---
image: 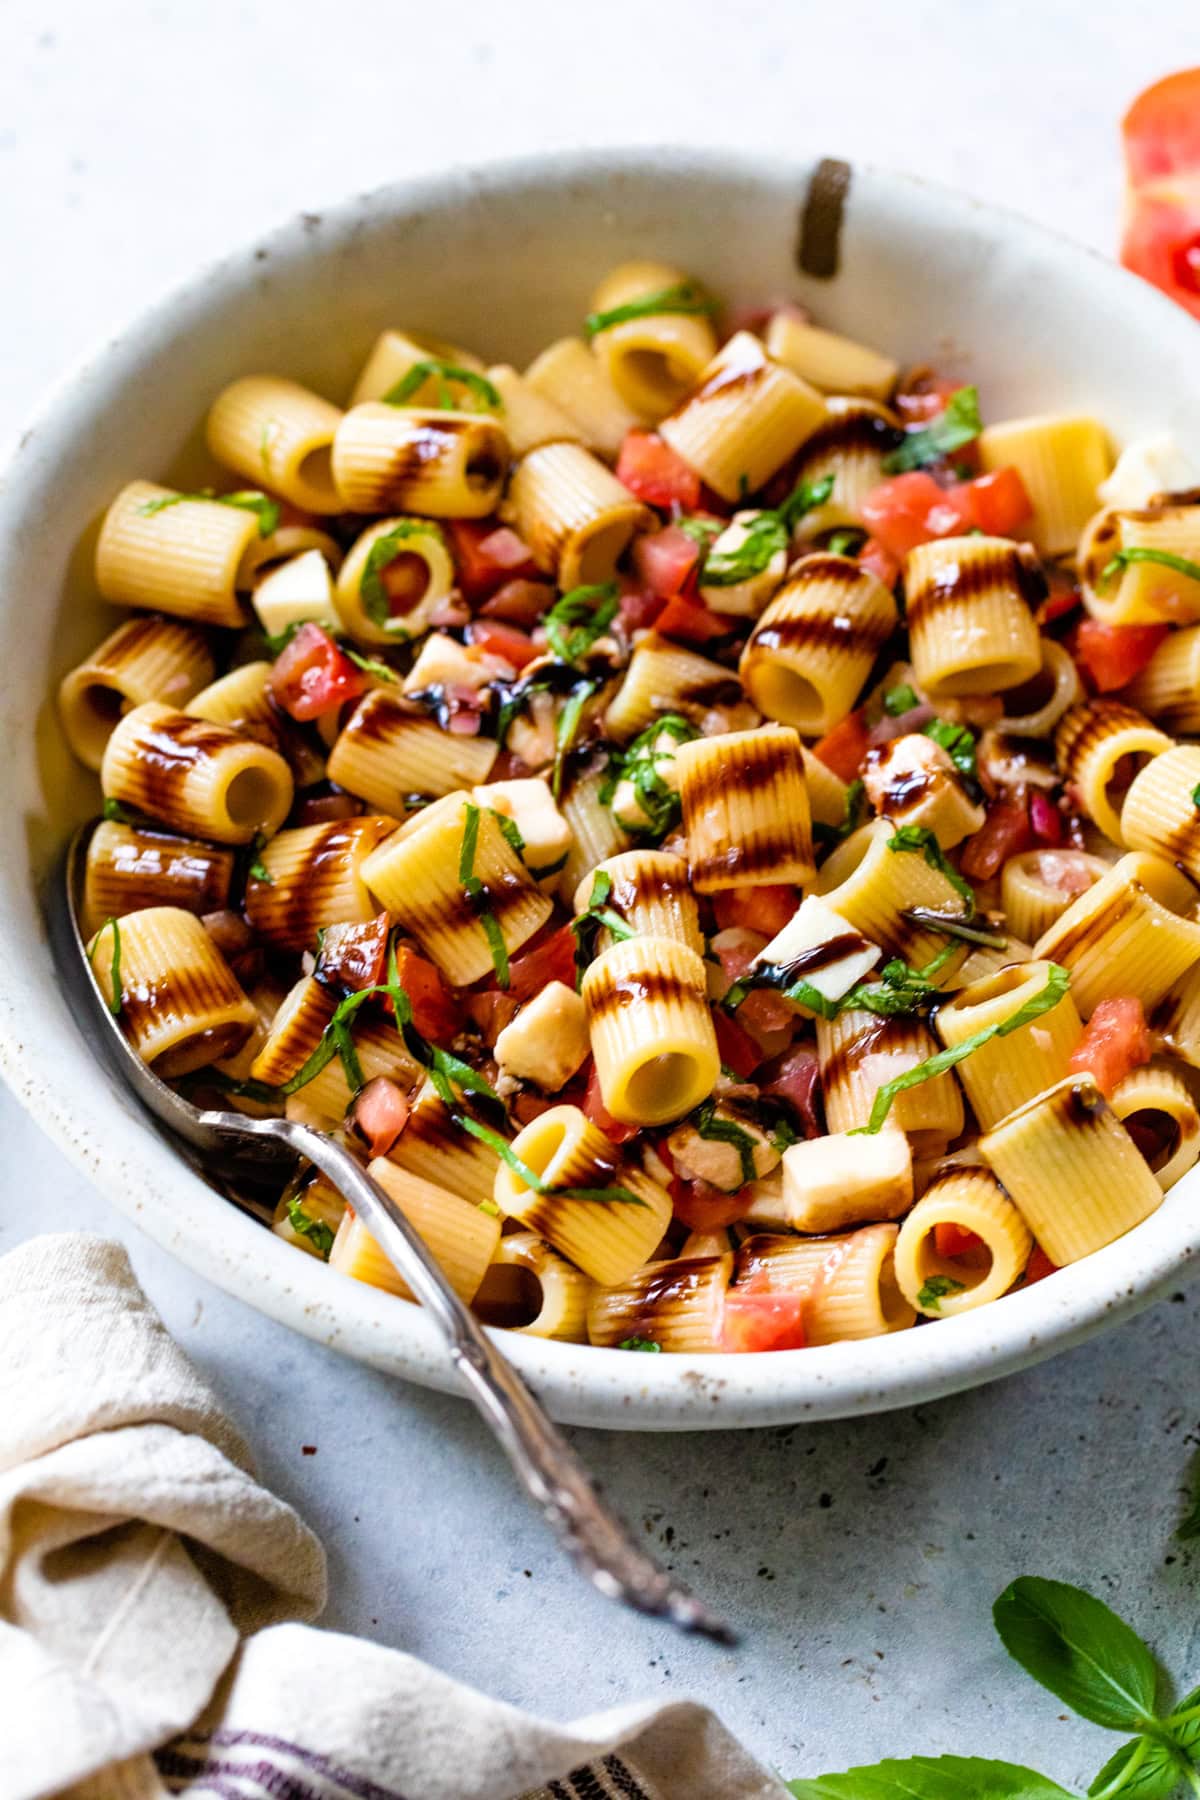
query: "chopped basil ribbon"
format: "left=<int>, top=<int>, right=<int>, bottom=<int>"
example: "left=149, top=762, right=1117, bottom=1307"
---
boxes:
left=287, top=1196, right=335, bottom=1259
left=359, top=520, right=445, bottom=631
left=917, top=1274, right=966, bottom=1311
left=824, top=526, right=866, bottom=557
left=725, top=939, right=958, bottom=1022
left=552, top=679, right=598, bottom=799
left=1192, top=781, right=1200, bottom=810
left=248, top=833, right=274, bottom=885
left=584, top=281, right=717, bottom=339
left=137, top=488, right=281, bottom=537
left=101, top=797, right=135, bottom=825
left=619, top=1336, right=662, bottom=1352
left=700, top=474, right=835, bottom=588
left=485, top=807, right=525, bottom=857
left=678, top=517, right=723, bottom=550
left=1100, top=546, right=1200, bottom=589
left=902, top=908, right=1007, bottom=949
left=570, top=869, right=636, bottom=987
left=692, top=1101, right=760, bottom=1189
left=87, top=916, right=124, bottom=1017
left=381, top=360, right=501, bottom=412
left=882, top=682, right=920, bottom=717
left=527, top=851, right=568, bottom=881
left=459, top=803, right=509, bottom=988
left=456, top=1114, right=647, bottom=1206
left=887, top=823, right=976, bottom=916
left=341, top=645, right=399, bottom=683
left=882, top=386, right=983, bottom=474
left=599, top=712, right=697, bottom=839
left=855, top=962, right=1071, bottom=1133
left=924, top=717, right=978, bottom=781
left=544, top=582, right=620, bottom=665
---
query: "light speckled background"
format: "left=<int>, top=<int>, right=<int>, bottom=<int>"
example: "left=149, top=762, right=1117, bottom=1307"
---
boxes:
left=4, top=1, right=1200, bottom=1787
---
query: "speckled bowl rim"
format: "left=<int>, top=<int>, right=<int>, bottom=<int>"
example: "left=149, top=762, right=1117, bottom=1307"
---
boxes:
left=4, top=145, right=1200, bottom=1430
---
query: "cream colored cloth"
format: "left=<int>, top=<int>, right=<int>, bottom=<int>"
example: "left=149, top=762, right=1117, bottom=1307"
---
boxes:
left=0, top=1234, right=784, bottom=1800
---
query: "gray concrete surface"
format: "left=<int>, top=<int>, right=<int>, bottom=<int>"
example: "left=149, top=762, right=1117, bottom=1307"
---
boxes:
left=4, top=1, right=1200, bottom=1787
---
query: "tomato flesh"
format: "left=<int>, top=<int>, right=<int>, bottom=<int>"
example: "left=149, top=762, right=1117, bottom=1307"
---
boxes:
left=448, top=520, right=539, bottom=601
left=721, top=1274, right=807, bottom=1351
left=858, top=537, right=901, bottom=589
left=1068, top=995, right=1151, bottom=1098
left=581, top=1059, right=639, bottom=1144
left=713, top=1008, right=762, bottom=1078
left=1024, top=1245, right=1058, bottom=1286
left=269, top=624, right=367, bottom=722
left=654, top=593, right=731, bottom=646
left=316, top=914, right=390, bottom=993
left=506, top=924, right=578, bottom=1002
left=935, top=1222, right=984, bottom=1258
left=386, top=944, right=459, bottom=1043
left=960, top=797, right=1032, bottom=881
left=616, top=430, right=702, bottom=511
left=1071, top=620, right=1169, bottom=693
left=350, top=1076, right=410, bottom=1158
left=465, top=618, right=540, bottom=670
left=711, top=884, right=800, bottom=938
left=949, top=466, right=1033, bottom=537
left=861, top=472, right=973, bottom=560
left=812, top=708, right=871, bottom=783
left=632, top=526, right=702, bottom=601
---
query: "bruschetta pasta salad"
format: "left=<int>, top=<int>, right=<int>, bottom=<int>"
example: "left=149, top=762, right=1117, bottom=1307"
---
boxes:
left=61, top=259, right=1200, bottom=1355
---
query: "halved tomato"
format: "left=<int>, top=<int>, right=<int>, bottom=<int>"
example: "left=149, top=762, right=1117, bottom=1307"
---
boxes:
left=711, top=884, right=800, bottom=938
left=386, top=944, right=460, bottom=1043
left=316, top=914, right=390, bottom=993
left=632, top=526, right=702, bottom=600
left=959, top=797, right=1032, bottom=881
left=949, top=466, right=1033, bottom=537
left=465, top=618, right=540, bottom=669
left=654, top=594, right=731, bottom=646
left=506, top=924, right=578, bottom=1002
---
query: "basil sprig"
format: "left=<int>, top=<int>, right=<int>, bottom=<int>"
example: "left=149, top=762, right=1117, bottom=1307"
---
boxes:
left=544, top=582, right=619, bottom=664
left=138, top=488, right=281, bottom=537
left=584, top=280, right=717, bottom=339
left=382, top=360, right=501, bottom=412
left=882, top=386, right=982, bottom=474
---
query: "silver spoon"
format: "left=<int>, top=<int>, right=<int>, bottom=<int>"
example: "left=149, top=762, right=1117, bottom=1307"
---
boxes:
left=48, top=823, right=735, bottom=1646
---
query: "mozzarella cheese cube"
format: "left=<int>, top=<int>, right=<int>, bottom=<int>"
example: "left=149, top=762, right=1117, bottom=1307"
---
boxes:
left=862, top=733, right=985, bottom=849
left=472, top=776, right=572, bottom=883
left=781, top=1128, right=912, bottom=1233
left=753, top=894, right=881, bottom=1003
left=1098, top=436, right=1200, bottom=511
left=495, top=981, right=590, bottom=1090
left=402, top=632, right=503, bottom=695
left=699, top=511, right=787, bottom=617
left=252, top=549, right=335, bottom=638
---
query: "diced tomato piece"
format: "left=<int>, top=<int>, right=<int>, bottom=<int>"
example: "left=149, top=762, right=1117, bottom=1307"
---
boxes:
left=760, top=1044, right=823, bottom=1138
left=316, top=914, right=390, bottom=993
left=506, top=925, right=578, bottom=1002
left=618, top=587, right=666, bottom=634
left=861, top=472, right=974, bottom=561
left=1029, top=790, right=1064, bottom=845
left=464, top=618, right=540, bottom=669
left=1123, top=69, right=1200, bottom=186
left=632, top=525, right=702, bottom=600
left=349, top=1076, right=410, bottom=1158
left=1123, top=198, right=1200, bottom=319
left=713, top=1008, right=762, bottom=1078
left=960, top=797, right=1032, bottom=881
left=738, top=987, right=799, bottom=1043
left=711, top=884, right=800, bottom=938
left=1068, top=995, right=1151, bottom=1098
left=894, top=372, right=961, bottom=424
left=480, top=578, right=556, bottom=627
left=812, top=709, right=872, bottom=784
left=1023, top=1245, right=1058, bottom=1286
left=935, top=1222, right=984, bottom=1258
left=654, top=594, right=731, bottom=646
left=721, top=1274, right=807, bottom=1352
left=581, top=1058, right=639, bottom=1144
left=1037, top=574, right=1082, bottom=627
left=387, top=944, right=460, bottom=1042
left=948, top=466, right=1033, bottom=537
left=1071, top=619, right=1169, bottom=694
left=858, top=536, right=901, bottom=589
left=672, top=1178, right=754, bottom=1233
left=269, top=624, right=367, bottom=722
left=1121, top=72, right=1200, bottom=319
left=616, top=430, right=702, bottom=511
left=461, top=987, right=519, bottom=1044
left=447, top=521, right=539, bottom=602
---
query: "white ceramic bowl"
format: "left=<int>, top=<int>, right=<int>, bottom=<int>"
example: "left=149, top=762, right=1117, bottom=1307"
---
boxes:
left=4, top=147, right=1200, bottom=1429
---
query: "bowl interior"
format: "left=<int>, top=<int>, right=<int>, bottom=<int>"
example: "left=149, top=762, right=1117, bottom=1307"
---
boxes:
left=4, top=147, right=1200, bottom=1428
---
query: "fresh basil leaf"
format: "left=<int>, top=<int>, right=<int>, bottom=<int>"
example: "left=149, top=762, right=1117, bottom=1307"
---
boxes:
left=678, top=516, right=723, bottom=549
left=459, top=802, right=509, bottom=988
left=1190, top=782, right=1200, bottom=812
left=359, top=520, right=444, bottom=629
left=286, top=1197, right=335, bottom=1260
left=381, top=360, right=501, bottom=412
left=883, top=682, right=920, bottom=717
left=101, top=797, right=135, bottom=824
left=786, top=1754, right=1075, bottom=1799
left=137, top=487, right=280, bottom=536
left=1087, top=1737, right=1182, bottom=1800
left=342, top=644, right=399, bottom=683
left=248, top=832, right=274, bottom=884
left=826, top=527, right=866, bottom=557
left=882, top=386, right=983, bottom=474
left=88, top=916, right=123, bottom=1017
left=602, top=712, right=697, bottom=840
left=619, top=1336, right=661, bottom=1352
left=1101, top=548, right=1200, bottom=591
left=887, top=824, right=976, bottom=916
left=692, top=1100, right=759, bottom=1188
left=993, top=1576, right=1160, bottom=1731
left=584, top=281, right=717, bottom=339
left=917, top=1274, right=965, bottom=1311
left=456, top=1114, right=646, bottom=1205
left=552, top=679, right=597, bottom=798
left=777, top=472, right=836, bottom=531
left=486, top=807, right=526, bottom=858
left=924, top=717, right=978, bottom=781
left=544, top=582, right=619, bottom=664
left=701, top=510, right=789, bottom=587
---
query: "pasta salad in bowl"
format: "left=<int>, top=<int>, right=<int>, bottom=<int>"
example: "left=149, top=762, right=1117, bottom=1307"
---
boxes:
left=8, top=150, right=1200, bottom=1425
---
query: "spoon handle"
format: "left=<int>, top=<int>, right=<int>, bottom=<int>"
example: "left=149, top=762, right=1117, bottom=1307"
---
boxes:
left=213, top=1111, right=735, bottom=1645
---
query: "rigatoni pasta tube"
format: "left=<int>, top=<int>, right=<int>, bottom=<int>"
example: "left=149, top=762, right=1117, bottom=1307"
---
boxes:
left=486, top=364, right=583, bottom=456
left=186, top=661, right=281, bottom=749
left=101, top=702, right=294, bottom=845
left=87, top=907, right=256, bottom=1076
left=734, top=1224, right=915, bottom=1344
left=332, top=404, right=509, bottom=518
left=244, top=815, right=395, bottom=953
left=1033, top=851, right=1200, bottom=1017
left=95, top=481, right=258, bottom=628
left=250, top=974, right=337, bottom=1086
left=361, top=794, right=551, bottom=986
left=817, top=1008, right=963, bottom=1154
left=604, top=634, right=744, bottom=742
left=904, top=535, right=1044, bottom=698
left=763, top=313, right=898, bottom=402
left=332, top=519, right=456, bottom=645
left=587, top=1254, right=731, bottom=1352
left=349, top=328, right=486, bottom=407
left=82, top=820, right=234, bottom=938
left=327, top=689, right=497, bottom=807
left=739, top=554, right=897, bottom=735
left=658, top=331, right=827, bottom=502
left=675, top=724, right=815, bottom=891
left=816, top=818, right=967, bottom=969
left=557, top=759, right=632, bottom=900
left=386, top=1078, right=500, bottom=1208
left=272, top=1172, right=346, bottom=1259
left=508, top=442, right=650, bottom=589
left=1120, top=745, right=1200, bottom=884
left=331, top=1162, right=500, bottom=1304
left=893, top=1167, right=1033, bottom=1316
left=1001, top=849, right=1108, bottom=945
left=574, top=850, right=702, bottom=954
left=934, top=960, right=1083, bottom=1130
left=58, top=617, right=215, bottom=771
left=785, top=399, right=902, bottom=541
left=1108, top=1062, right=1200, bottom=1191
left=981, top=1075, right=1163, bottom=1264
left=975, top=414, right=1111, bottom=556
left=473, top=1230, right=592, bottom=1342
left=582, top=935, right=719, bottom=1126
left=1082, top=501, right=1200, bottom=625
left=523, top=337, right=641, bottom=458
left=207, top=375, right=343, bottom=514
left=1054, top=699, right=1171, bottom=846
left=586, top=260, right=718, bottom=419
left=1155, top=961, right=1200, bottom=1069
left=494, top=1105, right=672, bottom=1285
left=1125, top=626, right=1200, bottom=732
left=999, top=639, right=1083, bottom=737
left=801, top=747, right=850, bottom=828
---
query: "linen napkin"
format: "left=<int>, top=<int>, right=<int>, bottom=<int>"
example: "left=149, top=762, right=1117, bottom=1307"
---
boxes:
left=0, top=1233, right=785, bottom=1800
